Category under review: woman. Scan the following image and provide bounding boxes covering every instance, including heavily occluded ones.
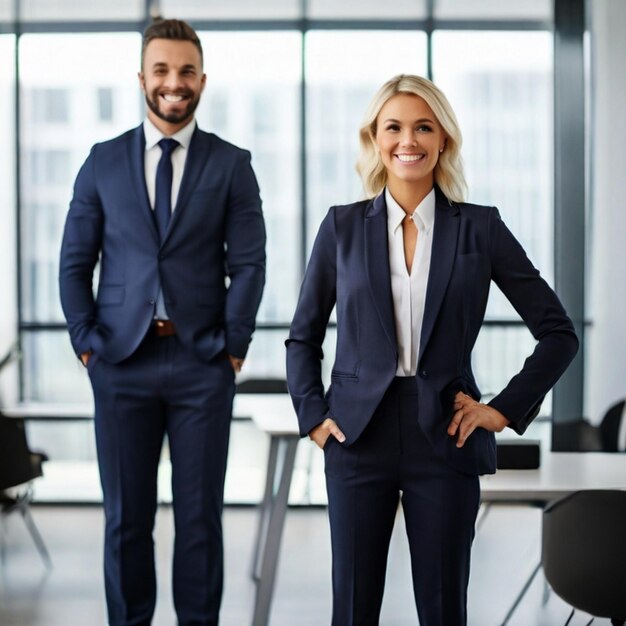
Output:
[286,75,578,625]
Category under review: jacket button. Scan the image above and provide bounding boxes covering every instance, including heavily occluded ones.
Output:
[148,298,155,305]
[419,369,428,379]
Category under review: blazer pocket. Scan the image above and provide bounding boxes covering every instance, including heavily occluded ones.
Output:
[97,285,124,306]
[331,367,359,381]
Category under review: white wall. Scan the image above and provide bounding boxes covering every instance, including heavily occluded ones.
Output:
[585,0,626,422]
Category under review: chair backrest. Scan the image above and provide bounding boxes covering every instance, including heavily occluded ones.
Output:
[236,378,288,394]
[542,489,626,621]
[599,400,626,452]
[0,414,42,491]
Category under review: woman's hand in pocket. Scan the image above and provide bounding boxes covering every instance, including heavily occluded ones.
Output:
[309,418,346,449]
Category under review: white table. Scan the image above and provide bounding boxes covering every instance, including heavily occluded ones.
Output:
[480,451,626,503]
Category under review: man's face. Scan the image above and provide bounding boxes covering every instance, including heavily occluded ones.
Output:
[139,38,206,134]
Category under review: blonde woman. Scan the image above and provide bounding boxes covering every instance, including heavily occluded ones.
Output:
[286,75,578,625]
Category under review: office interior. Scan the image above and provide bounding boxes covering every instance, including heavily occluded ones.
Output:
[0,0,624,624]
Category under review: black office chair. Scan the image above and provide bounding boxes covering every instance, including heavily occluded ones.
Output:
[542,490,626,625]
[0,413,52,569]
[599,399,626,452]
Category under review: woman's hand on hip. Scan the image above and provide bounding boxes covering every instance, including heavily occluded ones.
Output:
[309,417,346,450]
[448,391,510,448]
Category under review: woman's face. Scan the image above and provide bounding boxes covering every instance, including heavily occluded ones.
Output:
[375,93,446,193]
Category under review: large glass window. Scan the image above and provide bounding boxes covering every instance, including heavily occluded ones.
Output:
[433,31,554,318]
[18,0,144,21]
[307,0,427,19]
[433,31,553,413]
[0,35,17,389]
[163,0,300,20]
[0,1,12,21]
[18,32,141,400]
[434,0,552,21]
[197,32,301,331]
[4,11,563,501]
[305,31,427,251]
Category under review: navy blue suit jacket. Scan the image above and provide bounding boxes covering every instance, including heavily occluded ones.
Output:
[286,187,578,475]
[59,124,266,364]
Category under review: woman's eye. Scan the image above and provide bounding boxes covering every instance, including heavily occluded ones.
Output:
[417,125,433,132]
[386,124,400,132]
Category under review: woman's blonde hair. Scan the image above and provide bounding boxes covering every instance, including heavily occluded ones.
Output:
[356,74,467,202]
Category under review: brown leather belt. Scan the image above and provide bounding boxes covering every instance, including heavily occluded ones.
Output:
[153,319,176,337]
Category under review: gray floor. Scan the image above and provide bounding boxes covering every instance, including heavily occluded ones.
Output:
[0,503,614,626]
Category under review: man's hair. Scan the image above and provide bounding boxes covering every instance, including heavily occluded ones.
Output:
[141,18,203,69]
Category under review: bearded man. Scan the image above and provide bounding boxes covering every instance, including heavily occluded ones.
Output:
[59,18,266,626]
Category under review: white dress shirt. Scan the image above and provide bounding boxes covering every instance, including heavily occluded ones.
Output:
[143,117,196,213]
[143,118,196,319]
[386,187,435,376]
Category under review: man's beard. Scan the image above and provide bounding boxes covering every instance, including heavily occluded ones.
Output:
[145,89,200,125]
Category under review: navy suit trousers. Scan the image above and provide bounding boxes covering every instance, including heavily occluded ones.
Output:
[88,331,235,626]
[324,377,480,626]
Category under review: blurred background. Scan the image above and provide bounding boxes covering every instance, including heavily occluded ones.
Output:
[0,0,623,504]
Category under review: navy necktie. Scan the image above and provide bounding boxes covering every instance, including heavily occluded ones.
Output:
[154,138,179,242]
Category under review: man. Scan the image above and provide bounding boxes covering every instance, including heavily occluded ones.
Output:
[59,19,266,626]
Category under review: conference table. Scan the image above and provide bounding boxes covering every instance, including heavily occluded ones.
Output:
[5,397,626,626]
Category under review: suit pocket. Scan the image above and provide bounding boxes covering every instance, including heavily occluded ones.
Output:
[331,368,358,381]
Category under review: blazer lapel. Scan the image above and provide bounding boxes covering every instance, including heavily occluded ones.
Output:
[127,125,159,244]
[418,187,460,362]
[365,193,398,356]
[161,127,209,246]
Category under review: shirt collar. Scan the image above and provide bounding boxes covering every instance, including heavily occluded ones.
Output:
[143,117,196,151]
[386,187,436,235]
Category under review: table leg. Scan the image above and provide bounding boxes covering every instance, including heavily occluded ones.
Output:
[250,436,280,581]
[251,435,299,626]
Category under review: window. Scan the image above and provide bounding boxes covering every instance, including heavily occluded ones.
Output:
[434,0,552,21]
[163,0,300,19]
[5,8,568,501]
[433,31,554,318]
[197,32,302,336]
[0,35,17,383]
[305,31,427,252]
[30,88,69,123]
[18,0,144,20]
[307,0,427,19]
[98,87,113,122]
[433,31,554,415]
[18,31,141,382]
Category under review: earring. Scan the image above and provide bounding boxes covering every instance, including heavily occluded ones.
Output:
[439,147,444,153]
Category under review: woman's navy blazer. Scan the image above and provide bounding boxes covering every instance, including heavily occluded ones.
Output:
[286,187,578,475]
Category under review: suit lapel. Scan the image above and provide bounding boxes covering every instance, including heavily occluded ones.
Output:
[127,125,159,244]
[161,127,209,246]
[418,187,460,362]
[365,193,398,356]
